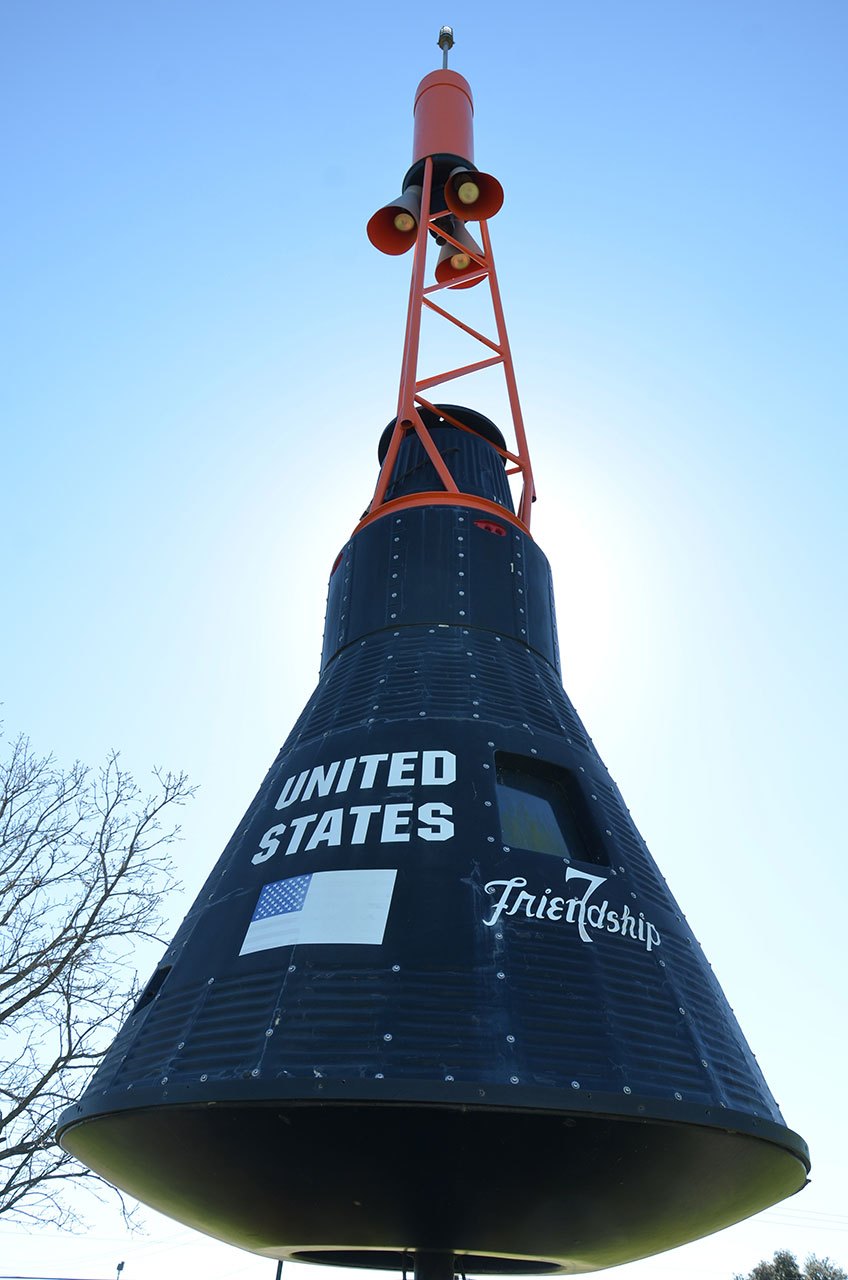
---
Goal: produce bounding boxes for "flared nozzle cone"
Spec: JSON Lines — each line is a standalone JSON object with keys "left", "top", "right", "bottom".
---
{"left": 435, "top": 221, "right": 485, "bottom": 289}
{"left": 444, "top": 166, "right": 504, "bottom": 221}
{"left": 367, "top": 186, "right": 423, "bottom": 254}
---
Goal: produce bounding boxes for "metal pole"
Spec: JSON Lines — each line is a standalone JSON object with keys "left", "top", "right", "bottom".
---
{"left": 414, "top": 1253, "right": 455, "bottom": 1280}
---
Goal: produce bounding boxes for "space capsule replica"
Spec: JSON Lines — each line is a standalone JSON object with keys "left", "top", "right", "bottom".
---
{"left": 59, "top": 31, "right": 809, "bottom": 1277}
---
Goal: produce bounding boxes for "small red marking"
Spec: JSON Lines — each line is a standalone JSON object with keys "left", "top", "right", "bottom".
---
{"left": 474, "top": 520, "right": 507, "bottom": 537}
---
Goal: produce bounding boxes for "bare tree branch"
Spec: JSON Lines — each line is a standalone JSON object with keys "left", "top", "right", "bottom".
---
{"left": 0, "top": 727, "right": 192, "bottom": 1227}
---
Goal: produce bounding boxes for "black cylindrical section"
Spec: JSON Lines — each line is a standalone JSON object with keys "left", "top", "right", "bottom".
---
{"left": 377, "top": 404, "right": 513, "bottom": 511}
{"left": 321, "top": 506, "right": 559, "bottom": 673}
{"left": 415, "top": 1254, "right": 455, "bottom": 1280}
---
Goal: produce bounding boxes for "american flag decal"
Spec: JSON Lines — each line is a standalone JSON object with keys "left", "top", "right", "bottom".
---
{"left": 239, "top": 868, "right": 397, "bottom": 955}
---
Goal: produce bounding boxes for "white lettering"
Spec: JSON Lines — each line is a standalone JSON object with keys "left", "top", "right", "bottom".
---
{"left": 336, "top": 758, "right": 357, "bottom": 793}
{"left": 482, "top": 877, "right": 527, "bottom": 927}
{"left": 358, "top": 754, "right": 389, "bottom": 788}
{"left": 302, "top": 761, "right": 341, "bottom": 801}
{"left": 284, "top": 813, "right": 319, "bottom": 855}
{"left": 564, "top": 866, "right": 608, "bottom": 943}
{"left": 349, "top": 804, "right": 382, "bottom": 844}
{"left": 305, "top": 807, "right": 344, "bottom": 850}
{"left": 252, "top": 823, "right": 287, "bottom": 865}
{"left": 482, "top": 872, "right": 661, "bottom": 952}
{"left": 421, "top": 750, "right": 456, "bottom": 786}
{"left": 417, "top": 801, "right": 454, "bottom": 841}
{"left": 275, "top": 770, "right": 307, "bottom": 811}
{"left": 381, "top": 803, "right": 413, "bottom": 842}
{"left": 387, "top": 752, "right": 418, "bottom": 786}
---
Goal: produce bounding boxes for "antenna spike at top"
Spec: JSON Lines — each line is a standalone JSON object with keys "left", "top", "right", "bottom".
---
{"left": 437, "top": 25, "right": 454, "bottom": 68}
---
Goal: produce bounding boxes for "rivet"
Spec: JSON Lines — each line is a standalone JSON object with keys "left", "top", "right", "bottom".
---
{"left": 391, "top": 592, "right": 397, "bottom": 598}
{"left": 288, "top": 964, "right": 296, "bottom": 972}
{"left": 495, "top": 635, "right": 501, "bottom": 642}
{"left": 466, "top": 651, "right": 473, "bottom": 656}
{"left": 510, "top": 1076, "right": 520, "bottom": 1084}
{"left": 497, "top": 971, "right": 505, "bottom": 979}
{"left": 579, "top": 766, "right": 585, "bottom": 772}
{"left": 473, "top": 713, "right": 479, "bottom": 718}
{"left": 531, "top": 748, "right": 537, "bottom": 754}
{"left": 483, "top": 763, "right": 490, "bottom": 769}
{"left": 390, "top": 613, "right": 397, "bottom": 619}
{"left": 392, "top": 964, "right": 400, "bottom": 972}
{"left": 161, "top": 1076, "right": 169, "bottom": 1084}
{"left": 623, "top": 1086, "right": 632, "bottom": 1095}
{"left": 659, "top": 959, "right": 666, "bottom": 967}
{"left": 459, "top": 610, "right": 466, "bottom": 616}
{"left": 502, "top": 845, "right": 510, "bottom": 852}
{"left": 701, "top": 1059, "right": 708, "bottom": 1068}
{"left": 375, "top": 1072, "right": 384, "bottom": 1079}
{"left": 265, "top": 1029, "right": 274, "bottom": 1037}
{"left": 571, "top": 1081, "right": 580, "bottom": 1090}
{"left": 200, "top": 1074, "right": 208, "bottom": 1082}
{"left": 458, "top": 590, "right": 465, "bottom": 596}
{"left": 605, "top": 829, "right": 612, "bottom": 836}
{"left": 207, "top": 977, "right": 214, "bottom": 985}
{"left": 251, "top": 1069, "right": 260, "bottom": 1078}
{"left": 506, "top": 1034, "right": 515, "bottom": 1044}
{"left": 591, "top": 793, "right": 597, "bottom": 800}
{"left": 487, "top": 835, "right": 495, "bottom": 842}
{"left": 674, "top": 1092, "right": 683, "bottom": 1101}
{"left": 678, "top": 1007, "right": 686, "bottom": 1015}
{"left": 457, "top": 536, "right": 464, "bottom": 542}
{"left": 383, "top": 1033, "right": 393, "bottom": 1041}
{"left": 178, "top": 1042, "right": 185, "bottom": 1049}
{"left": 495, "top": 932, "right": 503, "bottom": 940}
{"left": 419, "top": 711, "right": 426, "bottom": 717}
{"left": 472, "top": 699, "right": 479, "bottom": 705}
{"left": 445, "top": 1074, "right": 455, "bottom": 1082}
{"left": 484, "top": 800, "right": 492, "bottom": 807}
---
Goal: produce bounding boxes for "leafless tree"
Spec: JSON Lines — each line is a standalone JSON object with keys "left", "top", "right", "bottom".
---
{"left": 0, "top": 729, "right": 192, "bottom": 1226}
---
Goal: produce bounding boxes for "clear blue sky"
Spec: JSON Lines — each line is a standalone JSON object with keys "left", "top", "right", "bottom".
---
{"left": 2, "top": 2, "right": 847, "bottom": 1278}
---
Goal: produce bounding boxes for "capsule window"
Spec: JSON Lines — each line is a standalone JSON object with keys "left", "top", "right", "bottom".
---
{"left": 494, "top": 752, "right": 609, "bottom": 866}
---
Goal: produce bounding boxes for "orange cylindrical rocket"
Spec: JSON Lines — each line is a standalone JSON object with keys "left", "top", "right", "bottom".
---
{"left": 411, "top": 69, "right": 475, "bottom": 166}
{"left": 368, "top": 67, "right": 502, "bottom": 256}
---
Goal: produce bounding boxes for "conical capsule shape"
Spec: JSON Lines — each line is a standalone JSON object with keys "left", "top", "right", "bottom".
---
{"left": 58, "top": 407, "right": 808, "bottom": 1272}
